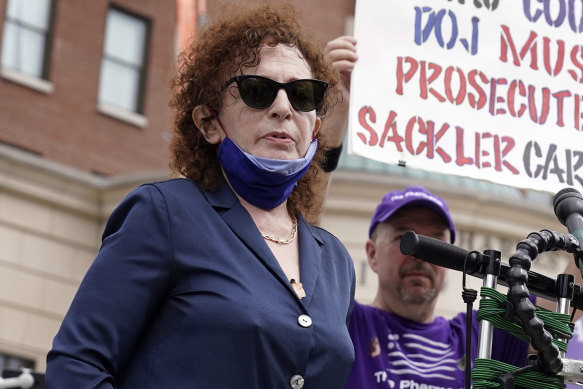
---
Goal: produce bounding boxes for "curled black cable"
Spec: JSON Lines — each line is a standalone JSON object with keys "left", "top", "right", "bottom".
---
{"left": 506, "top": 229, "right": 579, "bottom": 374}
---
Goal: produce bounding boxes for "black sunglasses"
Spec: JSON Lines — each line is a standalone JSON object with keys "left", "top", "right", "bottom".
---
{"left": 223, "top": 75, "right": 328, "bottom": 112}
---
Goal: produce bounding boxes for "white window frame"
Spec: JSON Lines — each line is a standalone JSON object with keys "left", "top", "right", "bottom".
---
{"left": 97, "top": 7, "right": 149, "bottom": 123}
{"left": 0, "top": 0, "right": 55, "bottom": 93}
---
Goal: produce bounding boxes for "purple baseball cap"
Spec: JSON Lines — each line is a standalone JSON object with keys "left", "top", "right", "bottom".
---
{"left": 368, "top": 186, "right": 456, "bottom": 243}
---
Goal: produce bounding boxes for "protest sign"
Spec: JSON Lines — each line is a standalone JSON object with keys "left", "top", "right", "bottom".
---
{"left": 349, "top": 0, "right": 583, "bottom": 194}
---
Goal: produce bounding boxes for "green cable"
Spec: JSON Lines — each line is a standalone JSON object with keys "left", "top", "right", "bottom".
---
{"left": 472, "top": 287, "right": 574, "bottom": 389}
{"left": 477, "top": 287, "right": 572, "bottom": 352}
{"left": 473, "top": 358, "right": 565, "bottom": 389}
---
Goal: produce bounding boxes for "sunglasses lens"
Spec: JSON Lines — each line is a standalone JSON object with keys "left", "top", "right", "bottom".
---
{"left": 238, "top": 77, "right": 277, "bottom": 109}
{"left": 287, "top": 80, "right": 327, "bottom": 112}
{"left": 233, "top": 76, "right": 328, "bottom": 112}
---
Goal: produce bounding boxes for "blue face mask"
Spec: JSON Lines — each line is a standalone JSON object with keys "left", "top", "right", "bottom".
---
{"left": 217, "top": 137, "right": 318, "bottom": 209}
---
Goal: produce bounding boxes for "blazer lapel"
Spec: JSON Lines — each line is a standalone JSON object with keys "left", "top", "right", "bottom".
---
{"left": 202, "top": 177, "right": 323, "bottom": 307}
{"left": 202, "top": 178, "right": 288, "bottom": 284}
{"left": 296, "top": 218, "right": 323, "bottom": 308}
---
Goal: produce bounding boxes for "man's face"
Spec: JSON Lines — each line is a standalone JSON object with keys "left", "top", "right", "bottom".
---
{"left": 368, "top": 206, "right": 451, "bottom": 307}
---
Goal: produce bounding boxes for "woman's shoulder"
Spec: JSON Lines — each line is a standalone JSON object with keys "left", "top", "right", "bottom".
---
{"left": 107, "top": 178, "right": 205, "bottom": 216}
{"left": 304, "top": 221, "right": 353, "bottom": 269}
{"left": 305, "top": 222, "right": 346, "bottom": 249}
{"left": 141, "top": 177, "right": 199, "bottom": 192}
{"left": 126, "top": 178, "right": 203, "bottom": 201}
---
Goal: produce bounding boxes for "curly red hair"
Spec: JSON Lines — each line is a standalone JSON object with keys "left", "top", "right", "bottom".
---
{"left": 169, "top": 3, "right": 339, "bottom": 219}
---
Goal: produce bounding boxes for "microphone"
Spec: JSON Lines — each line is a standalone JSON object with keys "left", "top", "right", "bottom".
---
{"left": 399, "top": 231, "right": 482, "bottom": 274}
{"left": 400, "top": 231, "right": 583, "bottom": 309}
{"left": 553, "top": 188, "right": 583, "bottom": 269}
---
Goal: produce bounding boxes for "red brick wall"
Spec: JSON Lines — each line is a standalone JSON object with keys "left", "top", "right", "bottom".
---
{"left": 206, "top": 0, "right": 355, "bottom": 45}
{"left": 0, "top": 0, "right": 176, "bottom": 176}
{"left": 0, "top": 0, "right": 354, "bottom": 177}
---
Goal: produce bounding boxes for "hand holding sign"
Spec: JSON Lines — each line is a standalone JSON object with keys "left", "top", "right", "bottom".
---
{"left": 322, "top": 36, "right": 358, "bottom": 147}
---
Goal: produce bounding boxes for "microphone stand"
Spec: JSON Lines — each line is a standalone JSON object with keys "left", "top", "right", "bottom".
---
{"left": 476, "top": 249, "right": 501, "bottom": 360}
{"left": 401, "top": 230, "right": 583, "bottom": 388}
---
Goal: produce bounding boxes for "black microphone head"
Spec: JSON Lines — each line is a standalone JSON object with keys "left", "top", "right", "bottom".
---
{"left": 400, "top": 231, "right": 419, "bottom": 256}
{"left": 553, "top": 187, "right": 583, "bottom": 225}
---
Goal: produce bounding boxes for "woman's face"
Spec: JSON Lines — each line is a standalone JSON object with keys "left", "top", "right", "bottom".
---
{"left": 214, "top": 44, "right": 321, "bottom": 160}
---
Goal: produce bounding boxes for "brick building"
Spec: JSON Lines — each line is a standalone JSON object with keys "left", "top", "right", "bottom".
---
{"left": 0, "top": 0, "right": 177, "bottom": 177}
{"left": 0, "top": 0, "right": 354, "bottom": 177}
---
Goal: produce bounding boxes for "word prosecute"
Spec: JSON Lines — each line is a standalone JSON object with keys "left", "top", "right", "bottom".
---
{"left": 397, "top": 55, "right": 583, "bottom": 131}
{"left": 354, "top": 107, "right": 583, "bottom": 188}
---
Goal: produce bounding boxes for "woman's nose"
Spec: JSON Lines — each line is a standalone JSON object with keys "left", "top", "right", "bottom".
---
{"left": 268, "top": 89, "right": 293, "bottom": 119}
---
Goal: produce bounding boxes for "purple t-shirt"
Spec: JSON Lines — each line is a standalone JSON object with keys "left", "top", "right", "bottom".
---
{"left": 344, "top": 302, "right": 530, "bottom": 389}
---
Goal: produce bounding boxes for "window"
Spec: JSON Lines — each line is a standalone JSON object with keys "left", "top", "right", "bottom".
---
{"left": 98, "top": 7, "right": 149, "bottom": 114}
{"left": 1, "top": 0, "right": 53, "bottom": 79}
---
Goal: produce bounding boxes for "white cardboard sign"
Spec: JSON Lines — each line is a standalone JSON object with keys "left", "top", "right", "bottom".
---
{"left": 349, "top": 0, "right": 583, "bottom": 194}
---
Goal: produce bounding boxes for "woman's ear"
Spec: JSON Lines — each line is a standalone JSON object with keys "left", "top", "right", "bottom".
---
{"left": 312, "top": 117, "right": 321, "bottom": 139}
{"left": 192, "top": 105, "right": 221, "bottom": 144}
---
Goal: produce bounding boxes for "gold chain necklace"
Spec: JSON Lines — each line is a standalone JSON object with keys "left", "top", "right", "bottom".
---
{"left": 261, "top": 217, "right": 298, "bottom": 245}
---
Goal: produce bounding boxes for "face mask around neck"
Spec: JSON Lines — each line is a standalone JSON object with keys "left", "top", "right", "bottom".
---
{"left": 217, "top": 137, "right": 318, "bottom": 209}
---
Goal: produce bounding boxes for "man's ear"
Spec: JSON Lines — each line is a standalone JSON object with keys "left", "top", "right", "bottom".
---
{"left": 192, "top": 105, "right": 221, "bottom": 144}
{"left": 366, "top": 239, "right": 379, "bottom": 273}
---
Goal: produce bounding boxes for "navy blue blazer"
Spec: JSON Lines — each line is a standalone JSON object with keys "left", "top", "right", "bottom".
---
{"left": 46, "top": 178, "right": 355, "bottom": 388}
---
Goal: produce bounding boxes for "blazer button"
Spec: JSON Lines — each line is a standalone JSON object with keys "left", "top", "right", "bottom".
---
{"left": 297, "top": 314, "right": 312, "bottom": 328}
{"left": 290, "top": 374, "right": 305, "bottom": 389}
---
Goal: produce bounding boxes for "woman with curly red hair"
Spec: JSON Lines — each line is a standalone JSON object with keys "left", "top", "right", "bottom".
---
{"left": 46, "top": 4, "right": 355, "bottom": 388}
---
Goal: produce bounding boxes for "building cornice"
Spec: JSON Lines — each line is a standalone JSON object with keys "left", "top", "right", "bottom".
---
{"left": 0, "top": 144, "right": 169, "bottom": 219}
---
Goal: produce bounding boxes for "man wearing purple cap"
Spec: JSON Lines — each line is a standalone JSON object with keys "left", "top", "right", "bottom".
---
{"left": 343, "top": 186, "right": 530, "bottom": 389}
